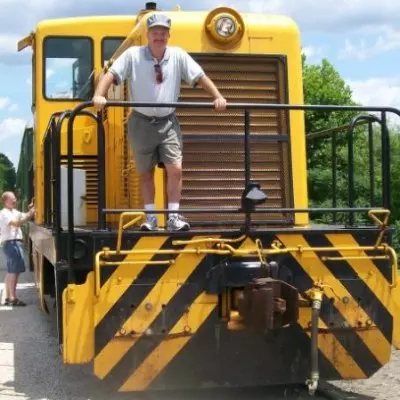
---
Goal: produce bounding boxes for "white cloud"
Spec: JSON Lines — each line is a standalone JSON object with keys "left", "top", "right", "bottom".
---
{"left": 340, "top": 27, "right": 400, "bottom": 60}
{"left": 348, "top": 77, "right": 400, "bottom": 107}
{"left": 55, "top": 81, "right": 69, "bottom": 89}
{"left": 302, "top": 45, "right": 324, "bottom": 63}
{"left": 49, "top": 90, "right": 73, "bottom": 99}
{"left": 49, "top": 58, "right": 76, "bottom": 68}
{"left": 347, "top": 77, "right": 400, "bottom": 125}
{"left": 0, "top": 97, "right": 10, "bottom": 110}
{"left": 46, "top": 68, "right": 55, "bottom": 78}
{"left": 233, "top": 0, "right": 400, "bottom": 32}
{"left": 0, "top": 99, "right": 20, "bottom": 114}
{"left": 0, "top": 34, "right": 20, "bottom": 54}
{"left": 0, "top": 118, "right": 27, "bottom": 141}
{"left": 1, "top": 0, "right": 400, "bottom": 64}
{"left": 1, "top": 0, "right": 400, "bottom": 47}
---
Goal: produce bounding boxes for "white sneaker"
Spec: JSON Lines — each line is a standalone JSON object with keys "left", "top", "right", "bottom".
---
{"left": 167, "top": 214, "right": 190, "bottom": 231}
{"left": 140, "top": 215, "right": 158, "bottom": 231}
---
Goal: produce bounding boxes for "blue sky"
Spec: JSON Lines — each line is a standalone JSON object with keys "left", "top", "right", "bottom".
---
{"left": 1, "top": 0, "right": 400, "bottom": 168}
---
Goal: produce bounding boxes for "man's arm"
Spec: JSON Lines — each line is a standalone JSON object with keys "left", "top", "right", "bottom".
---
{"left": 92, "top": 49, "right": 132, "bottom": 110}
{"left": 8, "top": 208, "right": 35, "bottom": 228}
{"left": 92, "top": 72, "right": 115, "bottom": 111}
{"left": 197, "top": 75, "right": 227, "bottom": 111}
{"left": 179, "top": 49, "right": 227, "bottom": 111}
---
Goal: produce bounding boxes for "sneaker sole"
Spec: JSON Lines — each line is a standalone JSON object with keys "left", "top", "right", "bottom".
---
{"left": 140, "top": 226, "right": 158, "bottom": 231}
{"left": 168, "top": 225, "right": 191, "bottom": 231}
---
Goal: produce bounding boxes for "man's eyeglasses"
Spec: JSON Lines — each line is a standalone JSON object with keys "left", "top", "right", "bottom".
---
{"left": 154, "top": 64, "right": 163, "bottom": 84}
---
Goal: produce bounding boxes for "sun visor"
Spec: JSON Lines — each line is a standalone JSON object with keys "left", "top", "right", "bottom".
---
{"left": 18, "top": 33, "right": 34, "bottom": 52}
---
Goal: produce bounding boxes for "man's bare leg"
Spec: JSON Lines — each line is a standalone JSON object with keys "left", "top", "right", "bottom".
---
{"left": 164, "top": 162, "right": 189, "bottom": 230}
{"left": 139, "top": 169, "right": 158, "bottom": 229}
{"left": 4, "top": 273, "right": 10, "bottom": 301}
{"left": 7, "top": 273, "right": 18, "bottom": 301}
{"left": 140, "top": 169, "right": 156, "bottom": 205}
{"left": 164, "top": 162, "right": 182, "bottom": 206}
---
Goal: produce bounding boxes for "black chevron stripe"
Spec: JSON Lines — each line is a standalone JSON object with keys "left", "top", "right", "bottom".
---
{"left": 94, "top": 236, "right": 190, "bottom": 356}
{"left": 105, "top": 253, "right": 216, "bottom": 391}
{"left": 268, "top": 235, "right": 382, "bottom": 377}
{"left": 350, "top": 231, "right": 392, "bottom": 283}
{"left": 304, "top": 233, "right": 392, "bottom": 344}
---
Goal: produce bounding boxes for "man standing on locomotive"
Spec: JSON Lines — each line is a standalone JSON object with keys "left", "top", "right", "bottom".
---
{"left": 93, "top": 13, "right": 227, "bottom": 231}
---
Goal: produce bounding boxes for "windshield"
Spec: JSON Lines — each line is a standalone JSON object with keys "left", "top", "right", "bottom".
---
{"left": 44, "top": 37, "right": 93, "bottom": 100}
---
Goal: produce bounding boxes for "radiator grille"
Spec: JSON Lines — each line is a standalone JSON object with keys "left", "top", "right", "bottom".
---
{"left": 177, "top": 55, "right": 292, "bottom": 226}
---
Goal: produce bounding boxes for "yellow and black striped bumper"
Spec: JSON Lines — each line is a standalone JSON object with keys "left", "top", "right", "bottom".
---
{"left": 62, "top": 230, "right": 400, "bottom": 391}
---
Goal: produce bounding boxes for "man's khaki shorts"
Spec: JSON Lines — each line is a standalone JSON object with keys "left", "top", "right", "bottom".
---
{"left": 127, "top": 111, "right": 182, "bottom": 173}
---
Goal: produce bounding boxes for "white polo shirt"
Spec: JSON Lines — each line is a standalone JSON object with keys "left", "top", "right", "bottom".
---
{"left": 0, "top": 208, "right": 24, "bottom": 243}
{"left": 109, "top": 46, "right": 205, "bottom": 117}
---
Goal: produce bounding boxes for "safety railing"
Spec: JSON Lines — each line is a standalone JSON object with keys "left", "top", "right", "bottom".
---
{"left": 45, "top": 100, "right": 400, "bottom": 279}
{"left": 42, "top": 108, "right": 103, "bottom": 266}
{"left": 306, "top": 113, "right": 391, "bottom": 225}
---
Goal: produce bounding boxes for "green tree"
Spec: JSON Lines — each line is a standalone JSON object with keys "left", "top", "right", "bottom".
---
{"left": 302, "top": 56, "right": 400, "bottom": 257}
{"left": 388, "top": 133, "right": 400, "bottom": 221}
{"left": 303, "top": 58, "right": 357, "bottom": 133}
{"left": 0, "top": 153, "right": 16, "bottom": 193}
{"left": 302, "top": 56, "right": 377, "bottom": 223}
{"left": 303, "top": 58, "right": 359, "bottom": 170}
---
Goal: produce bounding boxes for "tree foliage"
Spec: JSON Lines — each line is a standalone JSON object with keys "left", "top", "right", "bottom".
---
{"left": 302, "top": 56, "right": 391, "bottom": 225}
{"left": 303, "top": 58, "right": 357, "bottom": 133}
{"left": 303, "top": 57, "right": 360, "bottom": 174}
{"left": 303, "top": 55, "right": 400, "bottom": 259}
{"left": 0, "top": 153, "right": 16, "bottom": 193}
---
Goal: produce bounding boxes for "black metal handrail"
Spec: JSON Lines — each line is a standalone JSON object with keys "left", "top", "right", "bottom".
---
{"left": 43, "top": 112, "right": 64, "bottom": 228}
{"left": 67, "top": 101, "right": 400, "bottom": 113}
{"left": 102, "top": 207, "right": 382, "bottom": 214}
{"left": 63, "top": 100, "right": 400, "bottom": 283}
{"left": 43, "top": 108, "right": 101, "bottom": 273}
{"left": 346, "top": 114, "right": 385, "bottom": 225}
{"left": 306, "top": 113, "right": 390, "bottom": 225}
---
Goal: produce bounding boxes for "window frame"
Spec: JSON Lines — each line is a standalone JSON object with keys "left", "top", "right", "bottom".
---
{"left": 42, "top": 35, "right": 95, "bottom": 102}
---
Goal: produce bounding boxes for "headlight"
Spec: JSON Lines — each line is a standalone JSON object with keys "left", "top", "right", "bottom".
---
{"left": 215, "top": 15, "right": 236, "bottom": 38}
{"left": 205, "top": 7, "right": 245, "bottom": 46}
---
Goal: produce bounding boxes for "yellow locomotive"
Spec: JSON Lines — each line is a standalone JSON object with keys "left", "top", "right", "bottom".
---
{"left": 16, "top": 1, "right": 400, "bottom": 394}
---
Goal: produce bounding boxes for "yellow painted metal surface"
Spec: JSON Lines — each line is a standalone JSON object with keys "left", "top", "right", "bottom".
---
{"left": 63, "top": 272, "right": 95, "bottom": 363}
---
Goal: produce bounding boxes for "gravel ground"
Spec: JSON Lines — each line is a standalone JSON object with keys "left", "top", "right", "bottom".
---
{"left": 331, "top": 348, "right": 400, "bottom": 400}
{"left": 0, "top": 258, "right": 399, "bottom": 400}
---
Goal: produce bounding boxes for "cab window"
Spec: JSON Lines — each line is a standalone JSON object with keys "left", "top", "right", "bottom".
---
{"left": 102, "top": 38, "right": 124, "bottom": 66}
{"left": 44, "top": 37, "right": 93, "bottom": 100}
